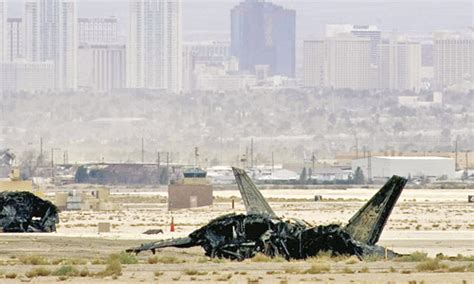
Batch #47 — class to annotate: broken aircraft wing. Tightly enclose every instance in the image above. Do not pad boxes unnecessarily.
[344,175,407,246]
[232,167,277,218]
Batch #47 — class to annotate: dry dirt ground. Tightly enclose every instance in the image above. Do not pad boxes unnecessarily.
[0,188,472,283]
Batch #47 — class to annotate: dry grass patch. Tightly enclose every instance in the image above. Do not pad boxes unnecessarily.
[416,259,448,272]
[216,273,232,281]
[396,251,429,262]
[305,263,331,274]
[184,269,207,276]
[25,267,52,278]
[359,266,370,273]
[19,254,49,265]
[53,265,79,277]
[149,255,185,264]
[5,272,17,279]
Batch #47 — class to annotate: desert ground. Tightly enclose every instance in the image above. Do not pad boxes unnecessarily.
[0,187,472,283]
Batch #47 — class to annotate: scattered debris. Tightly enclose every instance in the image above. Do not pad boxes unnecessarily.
[0,191,59,232]
[127,168,407,261]
[143,229,164,235]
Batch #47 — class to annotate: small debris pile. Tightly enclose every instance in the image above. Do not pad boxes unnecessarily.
[0,191,59,232]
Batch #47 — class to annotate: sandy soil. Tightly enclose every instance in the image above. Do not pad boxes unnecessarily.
[0,188,472,283]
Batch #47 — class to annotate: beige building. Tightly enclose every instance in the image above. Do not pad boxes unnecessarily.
[78,44,126,91]
[78,17,118,44]
[378,40,421,91]
[303,36,371,90]
[433,31,474,89]
[0,60,54,92]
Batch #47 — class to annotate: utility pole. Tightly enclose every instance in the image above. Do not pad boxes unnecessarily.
[141,138,145,163]
[250,138,254,168]
[455,137,459,170]
[367,150,372,184]
[311,152,316,173]
[271,151,274,173]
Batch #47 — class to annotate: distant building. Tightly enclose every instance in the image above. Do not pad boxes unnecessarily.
[0,60,54,92]
[433,31,474,89]
[7,18,23,62]
[0,0,6,61]
[352,156,455,179]
[303,36,371,90]
[326,24,381,64]
[194,62,256,91]
[378,40,421,91]
[128,0,182,92]
[168,168,213,211]
[78,17,118,44]
[23,0,78,90]
[231,0,295,77]
[77,44,126,91]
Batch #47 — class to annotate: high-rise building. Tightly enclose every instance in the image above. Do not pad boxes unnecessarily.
[0,0,6,62]
[378,40,421,91]
[303,36,371,90]
[78,44,126,91]
[23,0,77,90]
[433,31,474,89]
[78,17,118,44]
[303,40,325,87]
[24,0,40,61]
[6,18,23,62]
[231,0,295,77]
[128,0,182,93]
[326,24,381,64]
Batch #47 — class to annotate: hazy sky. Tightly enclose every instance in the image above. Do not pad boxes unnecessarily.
[6,0,473,40]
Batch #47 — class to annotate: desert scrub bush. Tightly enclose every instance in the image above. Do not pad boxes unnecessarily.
[5,272,17,279]
[19,254,49,265]
[184,269,207,276]
[250,253,284,262]
[416,259,448,272]
[98,258,122,277]
[359,267,370,273]
[345,256,359,264]
[25,267,52,278]
[109,252,138,265]
[53,265,79,277]
[154,271,164,277]
[79,267,89,277]
[63,258,88,265]
[304,263,331,274]
[284,266,301,274]
[396,251,429,262]
[149,255,184,264]
[341,267,354,274]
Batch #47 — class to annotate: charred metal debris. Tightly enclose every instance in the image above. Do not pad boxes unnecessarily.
[0,191,59,232]
[127,168,407,261]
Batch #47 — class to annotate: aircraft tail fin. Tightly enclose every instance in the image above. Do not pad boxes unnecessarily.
[232,167,277,218]
[344,175,407,245]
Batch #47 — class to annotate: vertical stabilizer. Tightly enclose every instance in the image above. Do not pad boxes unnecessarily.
[344,176,407,245]
[232,167,277,218]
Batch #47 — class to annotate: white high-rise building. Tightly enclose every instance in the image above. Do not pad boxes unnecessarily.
[326,24,381,64]
[433,31,474,89]
[0,0,6,62]
[24,0,41,61]
[379,40,421,91]
[128,0,182,92]
[303,36,371,90]
[7,18,23,62]
[23,0,77,90]
[78,44,126,91]
[78,17,118,44]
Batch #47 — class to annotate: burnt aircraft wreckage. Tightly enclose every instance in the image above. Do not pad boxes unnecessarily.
[0,191,59,232]
[128,168,407,260]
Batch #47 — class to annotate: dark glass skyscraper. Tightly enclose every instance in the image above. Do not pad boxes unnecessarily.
[231,0,295,77]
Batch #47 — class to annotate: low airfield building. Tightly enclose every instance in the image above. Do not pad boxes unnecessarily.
[351,156,455,179]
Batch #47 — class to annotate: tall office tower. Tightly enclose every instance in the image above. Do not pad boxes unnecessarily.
[23,0,77,90]
[303,36,371,90]
[303,40,325,87]
[433,31,474,89]
[378,40,421,91]
[0,0,6,62]
[24,0,40,61]
[128,0,182,92]
[231,0,295,77]
[78,44,127,91]
[7,18,23,62]
[78,17,118,44]
[326,24,381,65]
